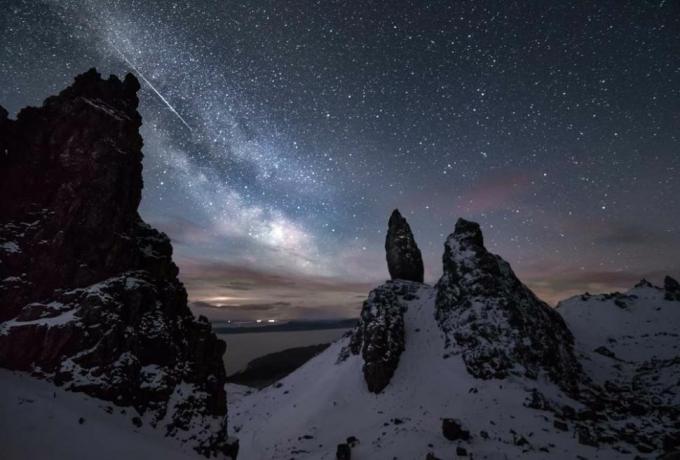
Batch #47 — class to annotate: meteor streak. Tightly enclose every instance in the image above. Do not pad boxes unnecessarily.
[113,46,192,131]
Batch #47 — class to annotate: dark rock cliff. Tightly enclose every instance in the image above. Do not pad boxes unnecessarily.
[340,280,417,393]
[435,218,583,393]
[665,276,680,301]
[0,69,237,458]
[385,209,424,283]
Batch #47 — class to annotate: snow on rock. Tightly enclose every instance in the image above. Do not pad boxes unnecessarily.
[435,218,582,392]
[340,280,416,393]
[0,69,236,458]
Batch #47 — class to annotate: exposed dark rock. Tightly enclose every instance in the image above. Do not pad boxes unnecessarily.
[0,69,236,457]
[434,218,583,394]
[663,431,680,452]
[553,420,568,431]
[635,278,655,289]
[425,453,441,460]
[385,209,424,283]
[577,427,599,447]
[442,418,470,441]
[513,435,529,447]
[336,442,351,460]
[593,346,618,359]
[665,276,680,301]
[346,436,359,447]
[340,280,416,393]
[525,389,552,411]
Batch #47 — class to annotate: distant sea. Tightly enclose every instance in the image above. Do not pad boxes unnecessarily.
[214,320,355,374]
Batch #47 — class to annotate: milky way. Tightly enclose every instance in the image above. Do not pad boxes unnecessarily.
[1,0,679,317]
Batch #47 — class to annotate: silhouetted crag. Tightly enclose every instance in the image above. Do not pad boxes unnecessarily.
[385,209,424,283]
[435,218,583,393]
[665,276,680,301]
[0,69,237,458]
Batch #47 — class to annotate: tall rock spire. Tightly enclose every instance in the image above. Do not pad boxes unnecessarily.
[385,209,424,283]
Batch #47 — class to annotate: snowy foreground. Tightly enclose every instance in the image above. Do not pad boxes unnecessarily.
[0,369,203,460]
[1,281,678,459]
[229,282,680,459]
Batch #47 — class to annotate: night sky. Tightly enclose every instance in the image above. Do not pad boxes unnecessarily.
[2,0,679,319]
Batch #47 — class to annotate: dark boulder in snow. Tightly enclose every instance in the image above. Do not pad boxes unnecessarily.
[340,280,417,393]
[0,69,236,458]
[434,218,583,393]
[336,442,351,459]
[385,209,424,283]
[441,418,470,441]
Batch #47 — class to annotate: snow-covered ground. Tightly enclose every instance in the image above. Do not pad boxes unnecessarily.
[558,282,680,407]
[0,369,204,460]
[2,280,677,459]
[229,284,621,459]
[558,283,680,363]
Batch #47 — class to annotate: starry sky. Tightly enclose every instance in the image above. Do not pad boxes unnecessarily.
[2,0,679,320]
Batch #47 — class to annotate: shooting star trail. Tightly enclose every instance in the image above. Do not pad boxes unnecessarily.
[113,46,192,131]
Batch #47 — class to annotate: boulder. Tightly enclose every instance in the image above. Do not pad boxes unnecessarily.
[442,418,470,441]
[336,443,351,460]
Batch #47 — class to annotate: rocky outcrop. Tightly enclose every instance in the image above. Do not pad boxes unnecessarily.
[340,280,417,393]
[385,209,424,283]
[434,218,582,393]
[339,210,424,393]
[0,69,237,457]
[665,276,680,301]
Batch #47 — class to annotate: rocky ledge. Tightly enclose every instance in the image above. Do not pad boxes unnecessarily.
[0,69,237,458]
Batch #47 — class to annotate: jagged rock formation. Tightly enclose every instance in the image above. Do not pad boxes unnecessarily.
[385,209,424,283]
[338,210,424,393]
[340,280,416,393]
[665,275,680,301]
[0,69,237,458]
[435,218,583,392]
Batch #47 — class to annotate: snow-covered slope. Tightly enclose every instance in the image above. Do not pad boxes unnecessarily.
[230,281,613,459]
[0,368,208,460]
[557,280,680,445]
[558,280,680,365]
